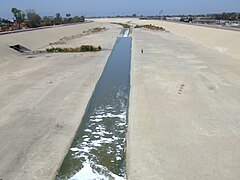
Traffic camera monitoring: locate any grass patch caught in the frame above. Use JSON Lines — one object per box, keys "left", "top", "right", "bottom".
{"left": 134, "top": 24, "right": 165, "bottom": 31}
{"left": 46, "top": 45, "right": 102, "bottom": 53}
{"left": 111, "top": 22, "right": 131, "bottom": 28}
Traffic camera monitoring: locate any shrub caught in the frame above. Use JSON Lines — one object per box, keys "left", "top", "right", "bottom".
{"left": 46, "top": 45, "right": 102, "bottom": 53}
{"left": 134, "top": 24, "right": 165, "bottom": 31}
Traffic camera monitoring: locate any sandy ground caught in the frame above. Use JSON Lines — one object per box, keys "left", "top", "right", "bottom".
{"left": 0, "top": 22, "right": 121, "bottom": 180}
{"left": 127, "top": 28, "right": 240, "bottom": 179}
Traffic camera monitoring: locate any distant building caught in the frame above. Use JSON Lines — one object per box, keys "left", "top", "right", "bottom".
{"left": 231, "top": 21, "right": 240, "bottom": 28}
{"left": 193, "top": 19, "right": 217, "bottom": 24}
{"left": 0, "top": 18, "right": 14, "bottom": 32}
{"left": 180, "top": 17, "right": 193, "bottom": 23}
{"left": 165, "top": 17, "right": 181, "bottom": 21}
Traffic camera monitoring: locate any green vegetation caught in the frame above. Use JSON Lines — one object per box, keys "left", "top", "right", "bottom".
{"left": 134, "top": 24, "right": 165, "bottom": 31}
{"left": 111, "top": 22, "right": 131, "bottom": 28}
{"left": 46, "top": 45, "right": 102, "bottom": 53}
{"left": 0, "top": 8, "right": 85, "bottom": 32}
{"left": 209, "top": 12, "right": 240, "bottom": 21}
{"left": 11, "top": 8, "right": 25, "bottom": 29}
{"left": 41, "top": 13, "right": 85, "bottom": 26}
{"left": 26, "top": 10, "right": 42, "bottom": 28}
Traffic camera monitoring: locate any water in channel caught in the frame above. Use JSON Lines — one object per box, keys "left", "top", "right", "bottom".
{"left": 57, "top": 31, "right": 132, "bottom": 180}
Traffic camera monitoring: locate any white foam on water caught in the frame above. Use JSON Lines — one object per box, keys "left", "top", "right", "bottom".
{"left": 91, "top": 141, "right": 102, "bottom": 147}
{"left": 69, "top": 163, "right": 105, "bottom": 180}
{"left": 118, "top": 122, "right": 126, "bottom": 126}
{"left": 116, "top": 145, "right": 122, "bottom": 149}
{"left": 90, "top": 137, "right": 114, "bottom": 147}
{"left": 70, "top": 147, "right": 80, "bottom": 152}
{"left": 106, "top": 106, "right": 114, "bottom": 110}
{"left": 69, "top": 162, "right": 126, "bottom": 180}
{"left": 69, "top": 108, "right": 127, "bottom": 180}
{"left": 93, "top": 112, "right": 126, "bottom": 120}
{"left": 116, "top": 157, "right": 122, "bottom": 160}
{"left": 92, "top": 129, "right": 105, "bottom": 137}
{"left": 70, "top": 146, "right": 92, "bottom": 154}
{"left": 90, "top": 118, "right": 103, "bottom": 122}
{"left": 123, "top": 29, "right": 130, "bottom": 37}
{"left": 84, "top": 129, "right": 92, "bottom": 133}
{"left": 83, "top": 137, "right": 90, "bottom": 141}
{"left": 103, "top": 131, "right": 112, "bottom": 135}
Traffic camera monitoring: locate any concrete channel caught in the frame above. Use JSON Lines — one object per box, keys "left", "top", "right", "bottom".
{"left": 56, "top": 29, "right": 132, "bottom": 180}
{"left": 1, "top": 19, "right": 240, "bottom": 180}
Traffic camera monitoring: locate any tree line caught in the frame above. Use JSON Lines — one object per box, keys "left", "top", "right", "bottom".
{"left": 1, "top": 8, "right": 85, "bottom": 31}
{"left": 209, "top": 12, "right": 240, "bottom": 21}
{"left": 177, "top": 12, "right": 240, "bottom": 21}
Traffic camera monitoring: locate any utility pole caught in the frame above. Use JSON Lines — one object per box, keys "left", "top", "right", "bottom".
{"left": 159, "top": 10, "right": 163, "bottom": 19}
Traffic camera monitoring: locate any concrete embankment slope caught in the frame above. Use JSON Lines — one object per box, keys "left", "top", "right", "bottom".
{"left": 128, "top": 27, "right": 240, "bottom": 179}
{"left": 95, "top": 18, "right": 240, "bottom": 60}
{"left": 0, "top": 22, "right": 104, "bottom": 60}
{"left": 0, "top": 22, "right": 120, "bottom": 179}
{"left": 134, "top": 19, "right": 240, "bottom": 60}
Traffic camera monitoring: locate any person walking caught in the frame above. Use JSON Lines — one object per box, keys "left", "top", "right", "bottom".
{"left": 141, "top": 49, "right": 143, "bottom": 54}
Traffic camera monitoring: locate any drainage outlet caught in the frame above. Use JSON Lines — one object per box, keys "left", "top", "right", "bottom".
{"left": 9, "top": 44, "right": 31, "bottom": 53}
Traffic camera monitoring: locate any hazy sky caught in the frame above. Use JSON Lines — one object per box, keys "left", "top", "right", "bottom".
{"left": 0, "top": 0, "right": 239, "bottom": 18}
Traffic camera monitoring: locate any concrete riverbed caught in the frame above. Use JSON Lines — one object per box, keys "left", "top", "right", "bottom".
{"left": 57, "top": 34, "right": 131, "bottom": 179}
{"left": 0, "top": 22, "right": 121, "bottom": 180}
{"left": 127, "top": 24, "right": 240, "bottom": 179}
{"left": 0, "top": 18, "right": 240, "bottom": 180}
